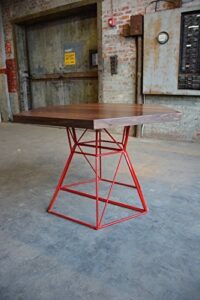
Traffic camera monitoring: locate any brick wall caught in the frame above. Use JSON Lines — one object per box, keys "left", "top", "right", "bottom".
{"left": 102, "top": 1, "right": 148, "bottom": 103}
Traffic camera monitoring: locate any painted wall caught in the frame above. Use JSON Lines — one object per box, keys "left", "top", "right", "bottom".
{"left": 0, "top": 0, "right": 200, "bottom": 141}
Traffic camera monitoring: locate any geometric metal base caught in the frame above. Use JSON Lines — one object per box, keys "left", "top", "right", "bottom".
{"left": 47, "top": 126, "right": 148, "bottom": 230}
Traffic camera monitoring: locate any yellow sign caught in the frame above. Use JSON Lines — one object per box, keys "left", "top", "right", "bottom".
{"left": 64, "top": 52, "right": 76, "bottom": 65}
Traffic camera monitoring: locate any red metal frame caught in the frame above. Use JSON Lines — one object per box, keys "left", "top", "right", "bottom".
{"left": 47, "top": 126, "right": 148, "bottom": 230}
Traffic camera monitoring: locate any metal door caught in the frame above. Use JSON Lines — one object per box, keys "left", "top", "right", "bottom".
{"left": 26, "top": 12, "right": 98, "bottom": 108}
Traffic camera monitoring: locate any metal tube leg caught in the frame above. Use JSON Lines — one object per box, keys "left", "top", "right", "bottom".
{"left": 47, "top": 146, "right": 75, "bottom": 212}
{"left": 99, "top": 152, "right": 124, "bottom": 227}
{"left": 124, "top": 150, "right": 148, "bottom": 212}
{"left": 99, "top": 130, "right": 102, "bottom": 179}
{"left": 47, "top": 128, "right": 76, "bottom": 213}
{"left": 95, "top": 130, "right": 100, "bottom": 229}
{"left": 122, "top": 126, "right": 148, "bottom": 212}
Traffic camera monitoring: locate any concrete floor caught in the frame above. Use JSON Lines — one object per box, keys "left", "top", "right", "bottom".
{"left": 0, "top": 123, "right": 200, "bottom": 300}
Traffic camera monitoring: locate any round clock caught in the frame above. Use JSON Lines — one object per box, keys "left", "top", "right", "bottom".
{"left": 157, "top": 31, "right": 169, "bottom": 44}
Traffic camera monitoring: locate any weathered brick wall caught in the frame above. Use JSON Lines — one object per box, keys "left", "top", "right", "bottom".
{"left": 102, "top": 2, "right": 141, "bottom": 103}
{"left": 0, "top": 0, "right": 200, "bottom": 141}
{"left": 100, "top": 0, "right": 197, "bottom": 141}
{"left": 101, "top": 0, "right": 199, "bottom": 142}
{"left": 101, "top": 0, "right": 194, "bottom": 104}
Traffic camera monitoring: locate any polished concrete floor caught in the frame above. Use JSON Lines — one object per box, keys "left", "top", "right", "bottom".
{"left": 0, "top": 123, "right": 200, "bottom": 300}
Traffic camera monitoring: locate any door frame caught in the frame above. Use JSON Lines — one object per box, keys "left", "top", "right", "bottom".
{"left": 12, "top": 0, "right": 102, "bottom": 111}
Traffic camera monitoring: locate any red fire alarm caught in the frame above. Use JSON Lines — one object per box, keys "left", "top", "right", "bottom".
{"left": 108, "top": 17, "right": 116, "bottom": 28}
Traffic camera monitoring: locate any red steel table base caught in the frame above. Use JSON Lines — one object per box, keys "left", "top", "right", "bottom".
{"left": 47, "top": 126, "right": 148, "bottom": 230}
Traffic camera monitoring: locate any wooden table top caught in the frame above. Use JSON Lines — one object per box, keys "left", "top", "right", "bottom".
{"left": 13, "top": 103, "right": 181, "bottom": 129}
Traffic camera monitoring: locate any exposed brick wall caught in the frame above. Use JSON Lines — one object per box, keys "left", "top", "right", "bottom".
{"left": 102, "top": 1, "right": 149, "bottom": 103}
{"left": 101, "top": 0, "right": 197, "bottom": 104}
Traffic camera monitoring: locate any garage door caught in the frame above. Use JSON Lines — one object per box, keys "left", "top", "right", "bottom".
{"left": 26, "top": 10, "right": 98, "bottom": 108}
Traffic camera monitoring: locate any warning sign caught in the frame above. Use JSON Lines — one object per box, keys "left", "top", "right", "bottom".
{"left": 64, "top": 52, "right": 76, "bottom": 65}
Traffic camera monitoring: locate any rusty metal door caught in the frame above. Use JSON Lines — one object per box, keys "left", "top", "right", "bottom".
{"left": 26, "top": 11, "right": 98, "bottom": 108}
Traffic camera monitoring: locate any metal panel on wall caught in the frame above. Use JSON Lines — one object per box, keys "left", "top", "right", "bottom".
{"left": 143, "top": 6, "right": 200, "bottom": 96}
{"left": 26, "top": 11, "right": 98, "bottom": 108}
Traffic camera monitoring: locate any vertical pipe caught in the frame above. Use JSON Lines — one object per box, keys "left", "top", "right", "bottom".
{"left": 97, "top": 0, "right": 103, "bottom": 103}
{"left": 135, "top": 35, "right": 143, "bottom": 138}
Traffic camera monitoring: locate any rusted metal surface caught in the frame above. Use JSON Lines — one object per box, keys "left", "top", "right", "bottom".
{"left": 31, "top": 71, "right": 98, "bottom": 81}
{"left": 130, "top": 15, "right": 143, "bottom": 36}
{"left": 17, "top": 10, "right": 98, "bottom": 108}
{"left": 143, "top": 5, "right": 200, "bottom": 96}
{"left": 121, "top": 24, "right": 130, "bottom": 37}
{"left": 11, "top": 1, "right": 97, "bottom": 25}
{"left": 30, "top": 80, "right": 98, "bottom": 108}
{"left": 145, "top": 0, "right": 182, "bottom": 13}
{"left": 14, "top": 24, "right": 31, "bottom": 111}
{"left": 121, "top": 15, "right": 143, "bottom": 37}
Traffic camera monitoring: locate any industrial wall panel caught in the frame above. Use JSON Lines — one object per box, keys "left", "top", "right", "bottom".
{"left": 26, "top": 13, "right": 98, "bottom": 107}
{"left": 143, "top": 6, "right": 200, "bottom": 96}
